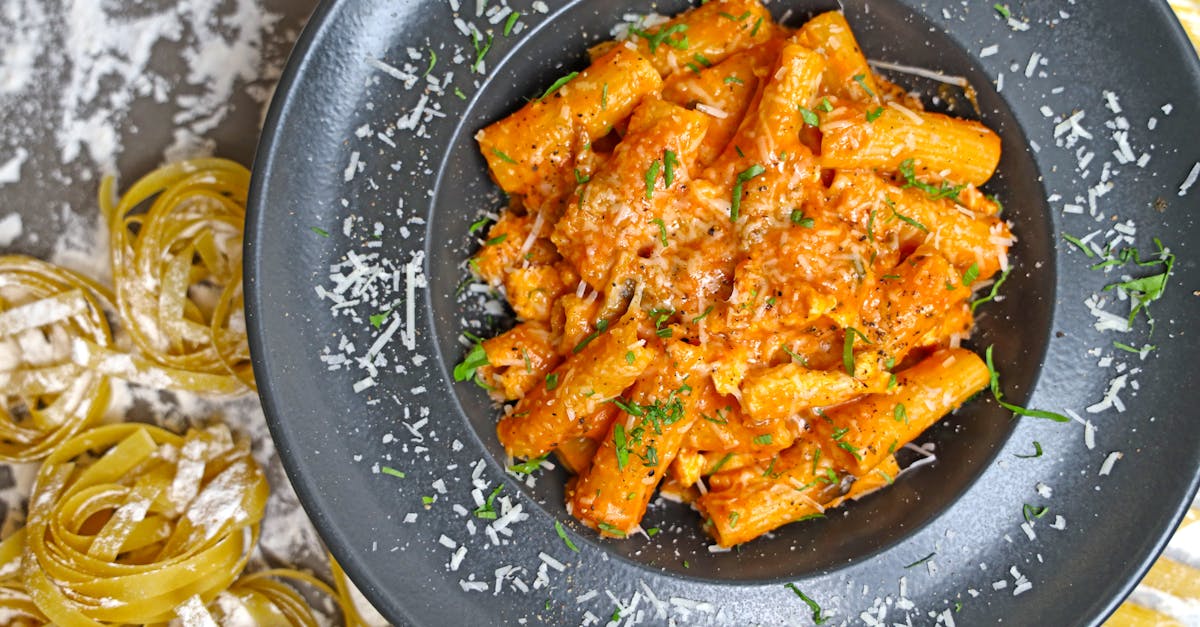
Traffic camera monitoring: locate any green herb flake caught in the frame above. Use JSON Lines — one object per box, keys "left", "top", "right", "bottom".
{"left": 798, "top": 106, "right": 820, "bottom": 127}
{"left": 630, "top": 23, "right": 689, "bottom": 54}
{"left": 453, "top": 87, "right": 467, "bottom": 100}
{"left": 423, "top": 50, "right": 438, "bottom": 77}
{"left": 381, "top": 466, "right": 406, "bottom": 479}
{"left": 898, "top": 158, "right": 965, "bottom": 203}
{"left": 817, "top": 97, "right": 833, "bottom": 112}
{"left": 994, "top": 3, "right": 1012, "bottom": 19}
{"left": 645, "top": 159, "right": 662, "bottom": 199}
{"left": 730, "top": 164, "right": 766, "bottom": 222}
{"left": 490, "top": 147, "right": 517, "bottom": 164}
{"left": 572, "top": 319, "right": 610, "bottom": 353}
{"left": 614, "top": 424, "right": 630, "bottom": 470}
{"left": 1061, "top": 232, "right": 1095, "bottom": 257}
{"left": 729, "top": 511, "right": 740, "bottom": 528}
{"left": 652, "top": 217, "right": 669, "bottom": 247}
{"left": 554, "top": 520, "right": 580, "bottom": 552}
{"left": 545, "top": 372, "right": 559, "bottom": 391}
{"left": 597, "top": 522, "right": 627, "bottom": 537}
{"left": 625, "top": 350, "right": 636, "bottom": 365}
{"left": 509, "top": 453, "right": 550, "bottom": 475}
{"left": 710, "top": 452, "right": 734, "bottom": 474}
{"left": 852, "top": 73, "right": 876, "bottom": 99}
{"left": 724, "top": 75, "right": 745, "bottom": 85}
{"left": 904, "top": 552, "right": 937, "bottom": 569}
{"left": 1113, "top": 341, "right": 1155, "bottom": 354}
{"left": 473, "top": 484, "right": 504, "bottom": 519}
{"left": 540, "top": 71, "right": 580, "bottom": 100}
{"left": 691, "top": 305, "right": 714, "bottom": 323}
{"left": 1022, "top": 503, "right": 1049, "bottom": 523}
{"left": 842, "top": 327, "right": 873, "bottom": 376}
{"left": 750, "top": 16, "right": 764, "bottom": 36}
{"left": 891, "top": 207, "right": 929, "bottom": 232}
{"left": 970, "top": 266, "right": 1012, "bottom": 313}
{"left": 310, "top": 226, "right": 330, "bottom": 238}
{"left": 646, "top": 526, "right": 661, "bottom": 537}
{"left": 718, "top": 10, "right": 751, "bottom": 21}
{"left": 894, "top": 403, "right": 908, "bottom": 423}
{"left": 782, "top": 345, "right": 808, "bottom": 365}
{"left": 503, "top": 11, "right": 520, "bottom": 36}
{"left": 790, "top": 209, "right": 815, "bottom": 228}
{"left": 962, "top": 262, "right": 981, "bottom": 286}
{"left": 468, "top": 217, "right": 491, "bottom": 233}
{"left": 836, "top": 440, "right": 863, "bottom": 460}
{"left": 1015, "top": 441, "right": 1044, "bottom": 459}
{"left": 422, "top": 495, "right": 435, "bottom": 505}
{"left": 866, "top": 106, "right": 885, "bottom": 122}
{"left": 784, "top": 584, "right": 829, "bottom": 625}
{"left": 985, "top": 345, "right": 1071, "bottom": 422}
{"left": 453, "top": 336, "right": 489, "bottom": 383}
{"left": 663, "top": 150, "right": 679, "bottom": 187}
{"left": 600, "top": 83, "right": 608, "bottom": 110}
{"left": 485, "top": 234, "right": 508, "bottom": 246}
{"left": 471, "top": 32, "right": 494, "bottom": 73}
{"left": 369, "top": 311, "right": 390, "bottom": 329}
{"left": 753, "top": 434, "right": 773, "bottom": 446}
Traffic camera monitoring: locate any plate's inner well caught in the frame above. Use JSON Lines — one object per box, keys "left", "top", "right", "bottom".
{"left": 427, "top": 0, "right": 1054, "bottom": 581}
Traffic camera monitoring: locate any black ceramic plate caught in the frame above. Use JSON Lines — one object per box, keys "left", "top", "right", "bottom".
{"left": 246, "top": 1, "right": 1200, "bottom": 624}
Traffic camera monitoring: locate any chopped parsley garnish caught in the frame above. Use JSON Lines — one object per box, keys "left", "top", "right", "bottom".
{"left": 730, "top": 164, "right": 766, "bottom": 222}
{"left": 473, "top": 484, "right": 504, "bottom": 519}
{"left": 651, "top": 218, "right": 669, "bottom": 248}
{"left": 876, "top": 467, "right": 894, "bottom": 484}
{"left": 453, "top": 334, "right": 489, "bottom": 383}
{"left": 691, "top": 305, "right": 714, "bottom": 322}
{"left": 994, "top": 3, "right": 1011, "bottom": 19}
{"left": 784, "top": 584, "right": 829, "bottom": 624}
{"left": 836, "top": 441, "right": 863, "bottom": 460}
{"left": 490, "top": 147, "right": 517, "bottom": 164}
{"left": 984, "top": 345, "right": 1070, "bottom": 422}
{"left": 1015, "top": 441, "right": 1044, "bottom": 459}
{"left": 554, "top": 520, "right": 580, "bottom": 552}
{"left": 1023, "top": 503, "right": 1049, "bottom": 523}
{"left": 798, "top": 106, "right": 819, "bottom": 127}
{"left": 485, "top": 233, "right": 508, "bottom": 246}
{"left": 597, "top": 522, "right": 626, "bottom": 537}
{"left": 539, "top": 71, "right": 579, "bottom": 100}
{"left": 509, "top": 453, "right": 550, "bottom": 475}
{"left": 381, "top": 466, "right": 406, "bottom": 479}
{"left": 842, "top": 327, "right": 873, "bottom": 376}
{"left": 630, "top": 23, "right": 689, "bottom": 54}
{"left": 663, "top": 150, "right": 679, "bottom": 187}
{"left": 970, "top": 266, "right": 1012, "bottom": 313}
{"left": 470, "top": 31, "right": 494, "bottom": 72}
{"left": 710, "top": 452, "right": 734, "bottom": 473}
{"left": 904, "top": 552, "right": 937, "bottom": 569}
{"left": 718, "top": 10, "right": 751, "bottom": 21}
{"left": 503, "top": 11, "right": 520, "bottom": 36}
{"left": 700, "top": 408, "right": 729, "bottom": 425}
{"left": 655, "top": 327, "right": 672, "bottom": 339}
{"left": 790, "top": 209, "right": 815, "bottom": 228}
{"left": 891, "top": 207, "right": 929, "bottom": 232}
{"left": 644, "top": 159, "right": 662, "bottom": 199}
{"left": 753, "top": 434, "right": 773, "bottom": 446}
{"left": 574, "top": 168, "right": 590, "bottom": 185}
{"left": 646, "top": 526, "right": 661, "bottom": 536}
{"left": 310, "top": 226, "right": 330, "bottom": 237}
{"left": 750, "top": 16, "right": 764, "bottom": 36}
{"left": 852, "top": 73, "right": 876, "bottom": 99}
{"left": 729, "top": 511, "right": 740, "bottom": 527}
{"left": 898, "top": 158, "right": 964, "bottom": 203}
{"left": 962, "top": 262, "right": 981, "bottom": 286}
{"left": 453, "top": 87, "right": 467, "bottom": 100}
{"left": 692, "top": 53, "right": 712, "bottom": 68}
{"left": 625, "top": 350, "right": 636, "bottom": 365}
{"left": 1102, "top": 239, "right": 1174, "bottom": 329}
{"left": 369, "top": 311, "right": 390, "bottom": 329}
{"left": 600, "top": 83, "right": 608, "bottom": 110}
{"left": 572, "top": 319, "right": 610, "bottom": 353}
{"left": 545, "top": 372, "right": 559, "bottom": 391}
{"left": 468, "top": 217, "right": 491, "bottom": 233}
{"left": 422, "top": 495, "right": 435, "bottom": 505}
{"left": 423, "top": 50, "right": 437, "bottom": 77}
{"left": 614, "top": 424, "right": 630, "bottom": 470}
{"left": 795, "top": 513, "right": 826, "bottom": 523}
{"left": 894, "top": 403, "right": 908, "bottom": 423}
{"left": 724, "top": 75, "right": 744, "bottom": 85}
{"left": 782, "top": 345, "right": 807, "bottom": 365}
{"left": 1113, "top": 341, "right": 1155, "bottom": 354}
{"left": 817, "top": 97, "right": 833, "bottom": 112}
{"left": 1061, "top": 232, "right": 1095, "bottom": 257}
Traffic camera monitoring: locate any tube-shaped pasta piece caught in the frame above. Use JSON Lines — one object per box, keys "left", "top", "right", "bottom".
{"left": 662, "top": 43, "right": 780, "bottom": 165}
{"left": 819, "top": 104, "right": 1002, "bottom": 186}
{"left": 624, "top": 0, "right": 776, "bottom": 77}
{"left": 794, "top": 11, "right": 880, "bottom": 102}
{"left": 568, "top": 342, "right": 703, "bottom": 536}
{"left": 828, "top": 171, "right": 1012, "bottom": 278}
{"left": 698, "top": 439, "right": 847, "bottom": 546}
{"left": 505, "top": 265, "right": 568, "bottom": 322}
{"left": 553, "top": 99, "right": 709, "bottom": 290}
{"left": 671, "top": 448, "right": 706, "bottom": 488}
{"left": 709, "top": 42, "right": 826, "bottom": 179}
{"left": 814, "top": 348, "right": 989, "bottom": 474}
{"left": 740, "top": 362, "right": 887, "bottom": 426}
{"left": 476, "top": 45, "right": 662, "bottom": 199}
{"left": 555, "top": 437, "right": 599, "bottom": 475}
{"left": 478, "top": 322, "right": 561, "bottom": 401}
{"left": 862, "top": 248, "right": 972, "bottom": 360}
{"left": 497, "top": 318, "right": 658, "bottom": 458}
{"left": 553, "top": 291, "right": 602, "bottom": 354}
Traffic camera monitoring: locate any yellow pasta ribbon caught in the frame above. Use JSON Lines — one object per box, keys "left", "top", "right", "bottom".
{"left": 0, "top": 256, "right": 115, "bottom": 462}
{"left": 100, "top": 158, "right": 255, "bottom": 394}
{"left": 18, "top": 422, "right": 268, "bottom": 625}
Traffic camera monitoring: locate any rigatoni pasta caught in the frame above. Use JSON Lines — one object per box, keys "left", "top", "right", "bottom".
{"left": 460, "top": 0, "right": 1009, "bottom": 546}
